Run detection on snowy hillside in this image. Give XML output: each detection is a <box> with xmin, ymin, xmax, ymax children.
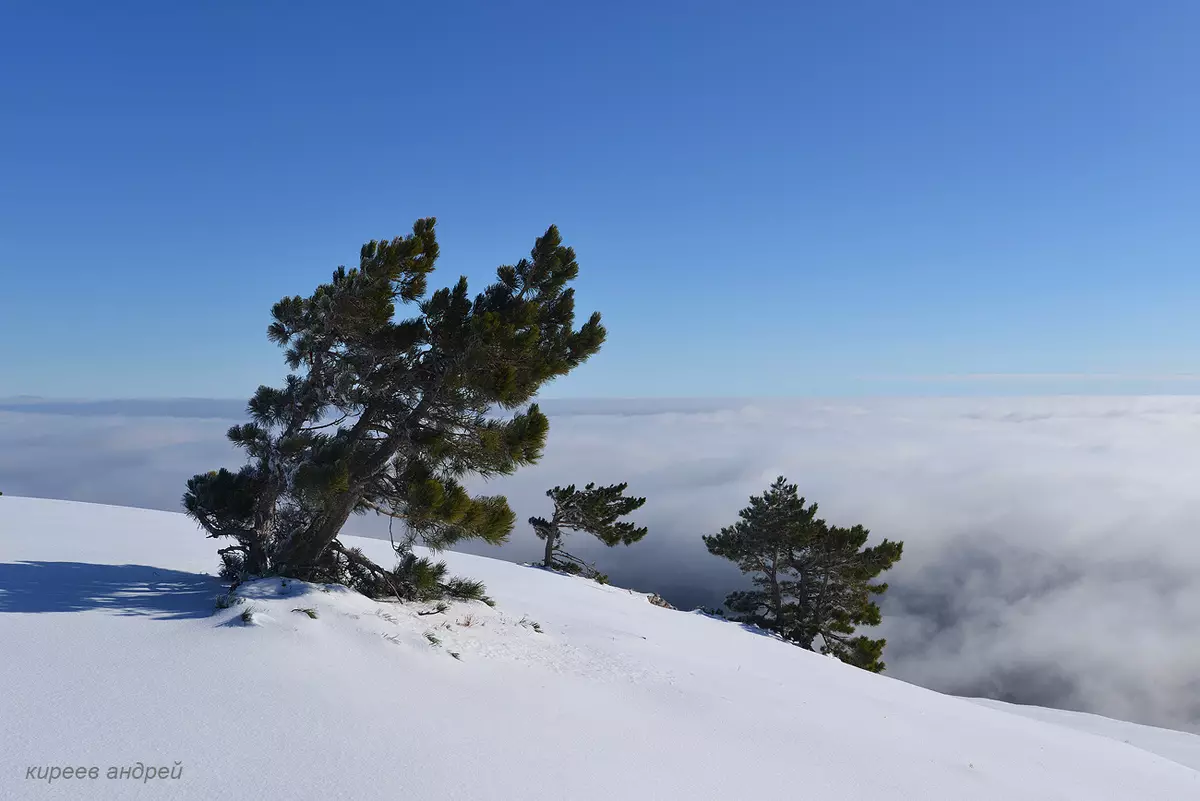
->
<box><xmin>1</xmin><ymin>496</ymin><xmax>1197</xmax><ymax>800</ymax></box>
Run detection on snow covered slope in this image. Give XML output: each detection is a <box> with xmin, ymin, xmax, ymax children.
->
<box><xmin>969</xmin><ymin>698</ymin><xmax>1200</xmax><ymax>772</ymax></box>
<box><xmin>1</xmin><ymin>496</ymin><xmax>1197</xmax><ymax>800</ymax></box>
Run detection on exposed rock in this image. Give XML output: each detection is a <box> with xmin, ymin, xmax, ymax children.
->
<box><xmin>647</xmin><ymin>593</ymin><xmax>676</xmax><ymax>610</ymax></box>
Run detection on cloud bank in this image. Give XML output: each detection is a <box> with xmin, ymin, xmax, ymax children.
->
<box><xmin>2</xmin><ymin>395</ymin><xmax>1199</xmax><ymax>732</ymax></box>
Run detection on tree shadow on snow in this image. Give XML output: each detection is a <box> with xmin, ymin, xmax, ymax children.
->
<box><xmin>735</xmin><ymin>622</ymin><xmax>785</xmax><ymax>640</ymax></box>
<box><xmin>0</xmin><ymin>561</ymin><xmax>219</xmax><ymax>620</ymax></box>
<box><xmin>691</xmin><ymin>610</ymin><xmax>786</xmax><ymax>642</ymax></box>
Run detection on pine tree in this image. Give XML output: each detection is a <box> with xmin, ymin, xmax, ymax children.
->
<box><xmin>530</xmin><ymin>482</ymin><xmax>647</xmax><ymax>581</ymax></box>
<box><xmin>183</xmin><ymin>219</ymin><xmax>605</xmax><ymax>599</ymax></box>
<box><xmin>703</xmin><ymin>477</ymin><xmax>903</xmax><ymax>672</ymax></box>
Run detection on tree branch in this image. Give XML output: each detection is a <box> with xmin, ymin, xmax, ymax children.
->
<box><xmin>300</xmin><ymin>413</ymin><xmax>350</xmax><ymax>433</ymax></box>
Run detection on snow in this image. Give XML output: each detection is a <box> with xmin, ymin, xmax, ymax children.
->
<box><xmin>969</xmin><ymin>698</ymin><xmax>1200</xmax><ymax>773</ymax></box>
<box><xmin>1</xmin><ymin>496</ymin><xmax>1198</xmax><ymax>800</ymax></box>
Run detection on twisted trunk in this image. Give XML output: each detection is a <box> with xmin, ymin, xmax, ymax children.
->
<box><xmin>273</xmin><ymin>490</ymin><xmax>362</xmax><ymax>576</ymax></box>
<box><xmin>272</xmin><ymin>405</ymin><xmax>392</xmax><ymax>575</ymax></box>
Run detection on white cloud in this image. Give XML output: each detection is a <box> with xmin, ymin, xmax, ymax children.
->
<box><xmin>461</xmin><ymin>396</ymin><xmax>1200</xmax><ymax>731</ymax></box>
<box><xmin>0</xmin><ymin>408</ymin><xmax>241</xmax><ymax>512</ymax></box>
<box><xmin>4</xmin><ymin>396</ymin><xmax>1200</xmax><ymax>731</ymax></box>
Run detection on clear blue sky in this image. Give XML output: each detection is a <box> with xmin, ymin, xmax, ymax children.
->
<box><xmin>2</xmin><ymin>1</ymin><xmax>1198</xmax><ymax>399</ymax></box>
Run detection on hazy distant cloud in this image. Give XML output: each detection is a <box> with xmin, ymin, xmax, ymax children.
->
<box><xmin>0</xmin><ymin>409</ymin><xmax>241</xmax><ymax>512</ymax></box>
<box><xmin>0</xmin><ymin>397</ymin><xmax>246</xmax><ymax>419</ymax></box>
<box><xmin>3</xmin><ymin>396</ymin><xmax>1200</xmax><ymax>732</ymax></box>
<box><xmin>873</xmin><ymin>373</ymin><xmax>1200</xmax><ymax>382</ymax></box>
<box><xmin>448</xmin><ymin>395</ymin><xmax>1200</xmax><ymax>733</ymax></box>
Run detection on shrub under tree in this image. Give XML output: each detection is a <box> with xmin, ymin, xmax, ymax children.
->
<box><xmin>703</xmin><ymin>476</ymin><xmax>903</xmax><ymax>672</ymax></box>
<box><xmin>183</xmin><ymin>218</ymin><xmax>605</xmax><ymax>599</ymax></box>
<box><xmin>530</xmin><ymin>482</ymin><xmax>647</xmax><ymax>581</ymax></box>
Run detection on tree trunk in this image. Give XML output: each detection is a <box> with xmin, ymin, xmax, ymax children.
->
<box><xmin>543</xmin><ymin>526</ymin><xmax>558</xmax><ymax>568</ymax></box>
<box><xmin>274</xmin><ymin>491</ymin><xmax>361</xmax><ymax>577</ymax></box>
<box><xmin>274</xmin><ymin>413</ymin><xmax>395</xmax><ymax>577</ymax></box>
<box><xmin>245</xmin><ymin>539</ymin><xmax>269</xmax><ymax>575</ymax></box>
<box><xmin>769</xmin><ymin>551</ymin><xmax>782</xmax><ymax>621</ymax></box>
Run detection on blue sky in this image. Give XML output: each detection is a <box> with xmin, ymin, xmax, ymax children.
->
<box><xmin>2</xmin><ymin>0</ymin><xmax>1198</xmax><ymax>399</ymax></box>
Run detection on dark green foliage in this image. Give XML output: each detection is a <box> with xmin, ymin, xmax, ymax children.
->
<box><xmin>704</xmin><ymin>477</ymin><xmax>903</xmax><ymax>672</ymax></box>
<box><xmin>217</xmin><ymin>547</ymin><xmax>245</xmax><ymax>582</ymax></box>
<box><xmin>392</xmin><ymin>554</ymin><xmax>448</xmax><ymax>601</ymax></box>
<box><xmin>530</xmin><ymin>482</ymin><xmax>647</xmax><ymax>580</ymax></box>
<box><xmin>183</xmin><ymin>219</ymin><xmax>604</xmax><ymax>599</ymax></box>
<box><xmin>443</xmin><ymin>576</ymin><xmax>489</xmax><ymax>603</ymax></box>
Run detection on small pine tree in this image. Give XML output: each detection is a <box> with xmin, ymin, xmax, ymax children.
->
<box><xmin>704</xmin><ymin>477</ymin><xmax>903</xmax><ymax>672</ymax></box>
<box><xmin>530</xmin><ymin>482</ymin><xmax>647</xmax><ymax>579</ymax></box>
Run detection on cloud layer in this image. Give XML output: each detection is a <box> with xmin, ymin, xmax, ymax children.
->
<box><xmin>3</xmin><ymin>396</ymin><xmax>1199</xmax><ymax>731</ymax></box>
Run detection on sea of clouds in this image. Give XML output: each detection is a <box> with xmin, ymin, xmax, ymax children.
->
<box><xmin>2</xmin><ymin>395</ymin><xmax>1198</xmax><ymax>732</ymax></box>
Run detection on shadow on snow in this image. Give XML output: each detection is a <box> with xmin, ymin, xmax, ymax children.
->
<box><xmin>0</xmin><ymin>561</ymin><xmax>220</xmax><ymax>619</ymax></box>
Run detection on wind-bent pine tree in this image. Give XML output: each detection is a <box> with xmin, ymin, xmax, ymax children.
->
<box><xmin>183</xmin><ymin>218</ymin><xmax>605</xmax><ymax>599</ymax></box>
<box><xmin>703</xmin><ymin>477</ymin><xmax>903</xmax><ymax>672</ymax></box>
<box><xmin>530</xmin><ymin>482</ymin><xmax>647</xmax><ymax>580</ymax></box>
